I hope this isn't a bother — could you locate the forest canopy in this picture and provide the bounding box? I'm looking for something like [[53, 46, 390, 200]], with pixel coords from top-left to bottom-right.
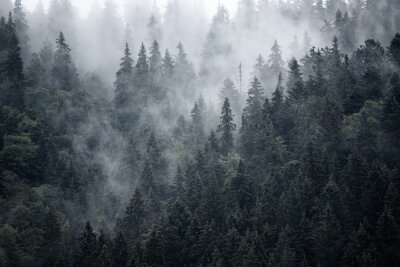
[[0, 0, 400, 266]]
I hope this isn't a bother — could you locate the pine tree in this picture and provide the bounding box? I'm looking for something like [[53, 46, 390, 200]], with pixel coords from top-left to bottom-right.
[[3, 27, 24, 110], [190, 102, 205, 147], [383, 73, 400, 143], [121, 188, 146, 246], [162, 49, 174, 78], [252, 54, 266, 82], [267, 40, 285, 82], [147, 14, 162, 43], [175, 42, 195, 87], [237, 0, 256, 28], [286, 58, 305, 105], [229, 161, 254, 210], [111, 232, 128, 267], [389, 33, 400, 67], [271, 73, 284, 109], [207, 129, 219, 153], [13, 0, 29, 62], [135, 42, 149, 86], [51, 32, 79, 91], [313, 204, 344, 267], [149, 40, 162, 85], [217, 97, 236, 155], [140, 158, 154, 194], [376, 206, 400, 266], [245, 77, 264, 124], [78, 221, 98, 267], [218, 78, 241, 115], [114, 43, 134, 109], [162, 198, 191, 266]]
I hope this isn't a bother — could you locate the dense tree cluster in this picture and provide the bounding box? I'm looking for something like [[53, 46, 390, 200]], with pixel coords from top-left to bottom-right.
[[0, 0, 400, 266]]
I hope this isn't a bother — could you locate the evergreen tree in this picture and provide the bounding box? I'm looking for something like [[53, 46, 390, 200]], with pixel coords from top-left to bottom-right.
[[147, 14, 162, 43], [383, 73, 400, 143], [218, 78, 241, 115], [217, 97, 236, 155], [13, 0, 29, 61], [228, 161, 254, 210], [3, 27, 24, 110], [77, 221, 98, 267], [114, 43, 134, 109], [51, 32, 79, 91], [135, 42, 149, 88], [149, 40, 162, 85], [111, 232, 128, 267], [162, 49, 174, 78], [390, 33, 400, 67], [140, 158, 154, 194], [190, 101, 205, 147], [120, 188, 146, 247], [267, 40, 285, 82], [286, 58, 305, 105]]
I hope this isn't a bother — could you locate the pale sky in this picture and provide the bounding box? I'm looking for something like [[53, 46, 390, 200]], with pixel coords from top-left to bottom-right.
[[24, 0, 239, 18]]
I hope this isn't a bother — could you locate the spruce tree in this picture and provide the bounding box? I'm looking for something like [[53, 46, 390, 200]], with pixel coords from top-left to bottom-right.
[[111, 232, 128, 267], [162, 49, 174, 78], [217, 97, 236, 155], [77, 221, 98, 267], [3, 29, 24, 110], [218, 78, 241, 115], [267, 40, 285, 82], [190, 102, 205, 147], [13, 0, 29, 62], [149, 40, 162, 84], [114, 43, 134, 109], [389, 33, 400, 67], [135, 42, 149, 88], [122, 188, 146, 246], [286, 58, 305, 105], [51, 32, 79, 91]]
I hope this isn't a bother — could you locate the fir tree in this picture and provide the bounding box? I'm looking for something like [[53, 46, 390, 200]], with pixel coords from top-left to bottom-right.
[[13, 0, 29, 61], [217, 97, 236, 155], [77, 221, 98, 267], [149, 40, 162, 83], [286, 58, 305, 105], [162, 49, 174, 78], [267, 40, 285, 82], [51, 32, 79, 91], [114, 43, 133, 109]]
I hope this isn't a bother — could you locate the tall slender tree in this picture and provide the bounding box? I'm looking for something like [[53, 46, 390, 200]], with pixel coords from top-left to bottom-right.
[[217, 97, 236, 155]]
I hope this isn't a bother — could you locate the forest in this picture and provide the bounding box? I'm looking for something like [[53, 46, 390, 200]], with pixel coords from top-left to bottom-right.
[[0, 0, 400, 266]]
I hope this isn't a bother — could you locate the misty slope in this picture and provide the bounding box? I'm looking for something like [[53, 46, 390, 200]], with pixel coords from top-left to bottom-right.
[[1, 0, 400, 266]]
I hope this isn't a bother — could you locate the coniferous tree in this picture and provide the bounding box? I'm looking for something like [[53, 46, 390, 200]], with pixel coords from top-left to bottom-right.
[[149, 40, 162, 85], [286, 58, 305, 106], [135, 42, 149, 89], [51, 32, 79, 91], [190, 101, 205, 147], [3, 25, 24, 110], [218, 78, 241, 115], [114, 43, 134, 109], [267, 40, 285, 83], [162, 49, 174, 78], [13, 0, 29, 61], [217, 97, 236, 155], [389, 33, 400, 67], [111, 232, 128, 267], [77, 221, 98, 267]]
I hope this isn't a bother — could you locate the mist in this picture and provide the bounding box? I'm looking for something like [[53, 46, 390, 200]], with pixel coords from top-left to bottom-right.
[[1, 0, 400, 266]]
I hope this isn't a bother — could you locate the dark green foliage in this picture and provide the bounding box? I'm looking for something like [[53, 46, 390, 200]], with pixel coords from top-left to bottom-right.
[[0, 4, 400, 266], [51, 32, 79, 91], [217, 98, 236, 155]]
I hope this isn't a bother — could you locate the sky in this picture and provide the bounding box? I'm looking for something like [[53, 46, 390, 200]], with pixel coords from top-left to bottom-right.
[[24, 0, 239, 18]]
